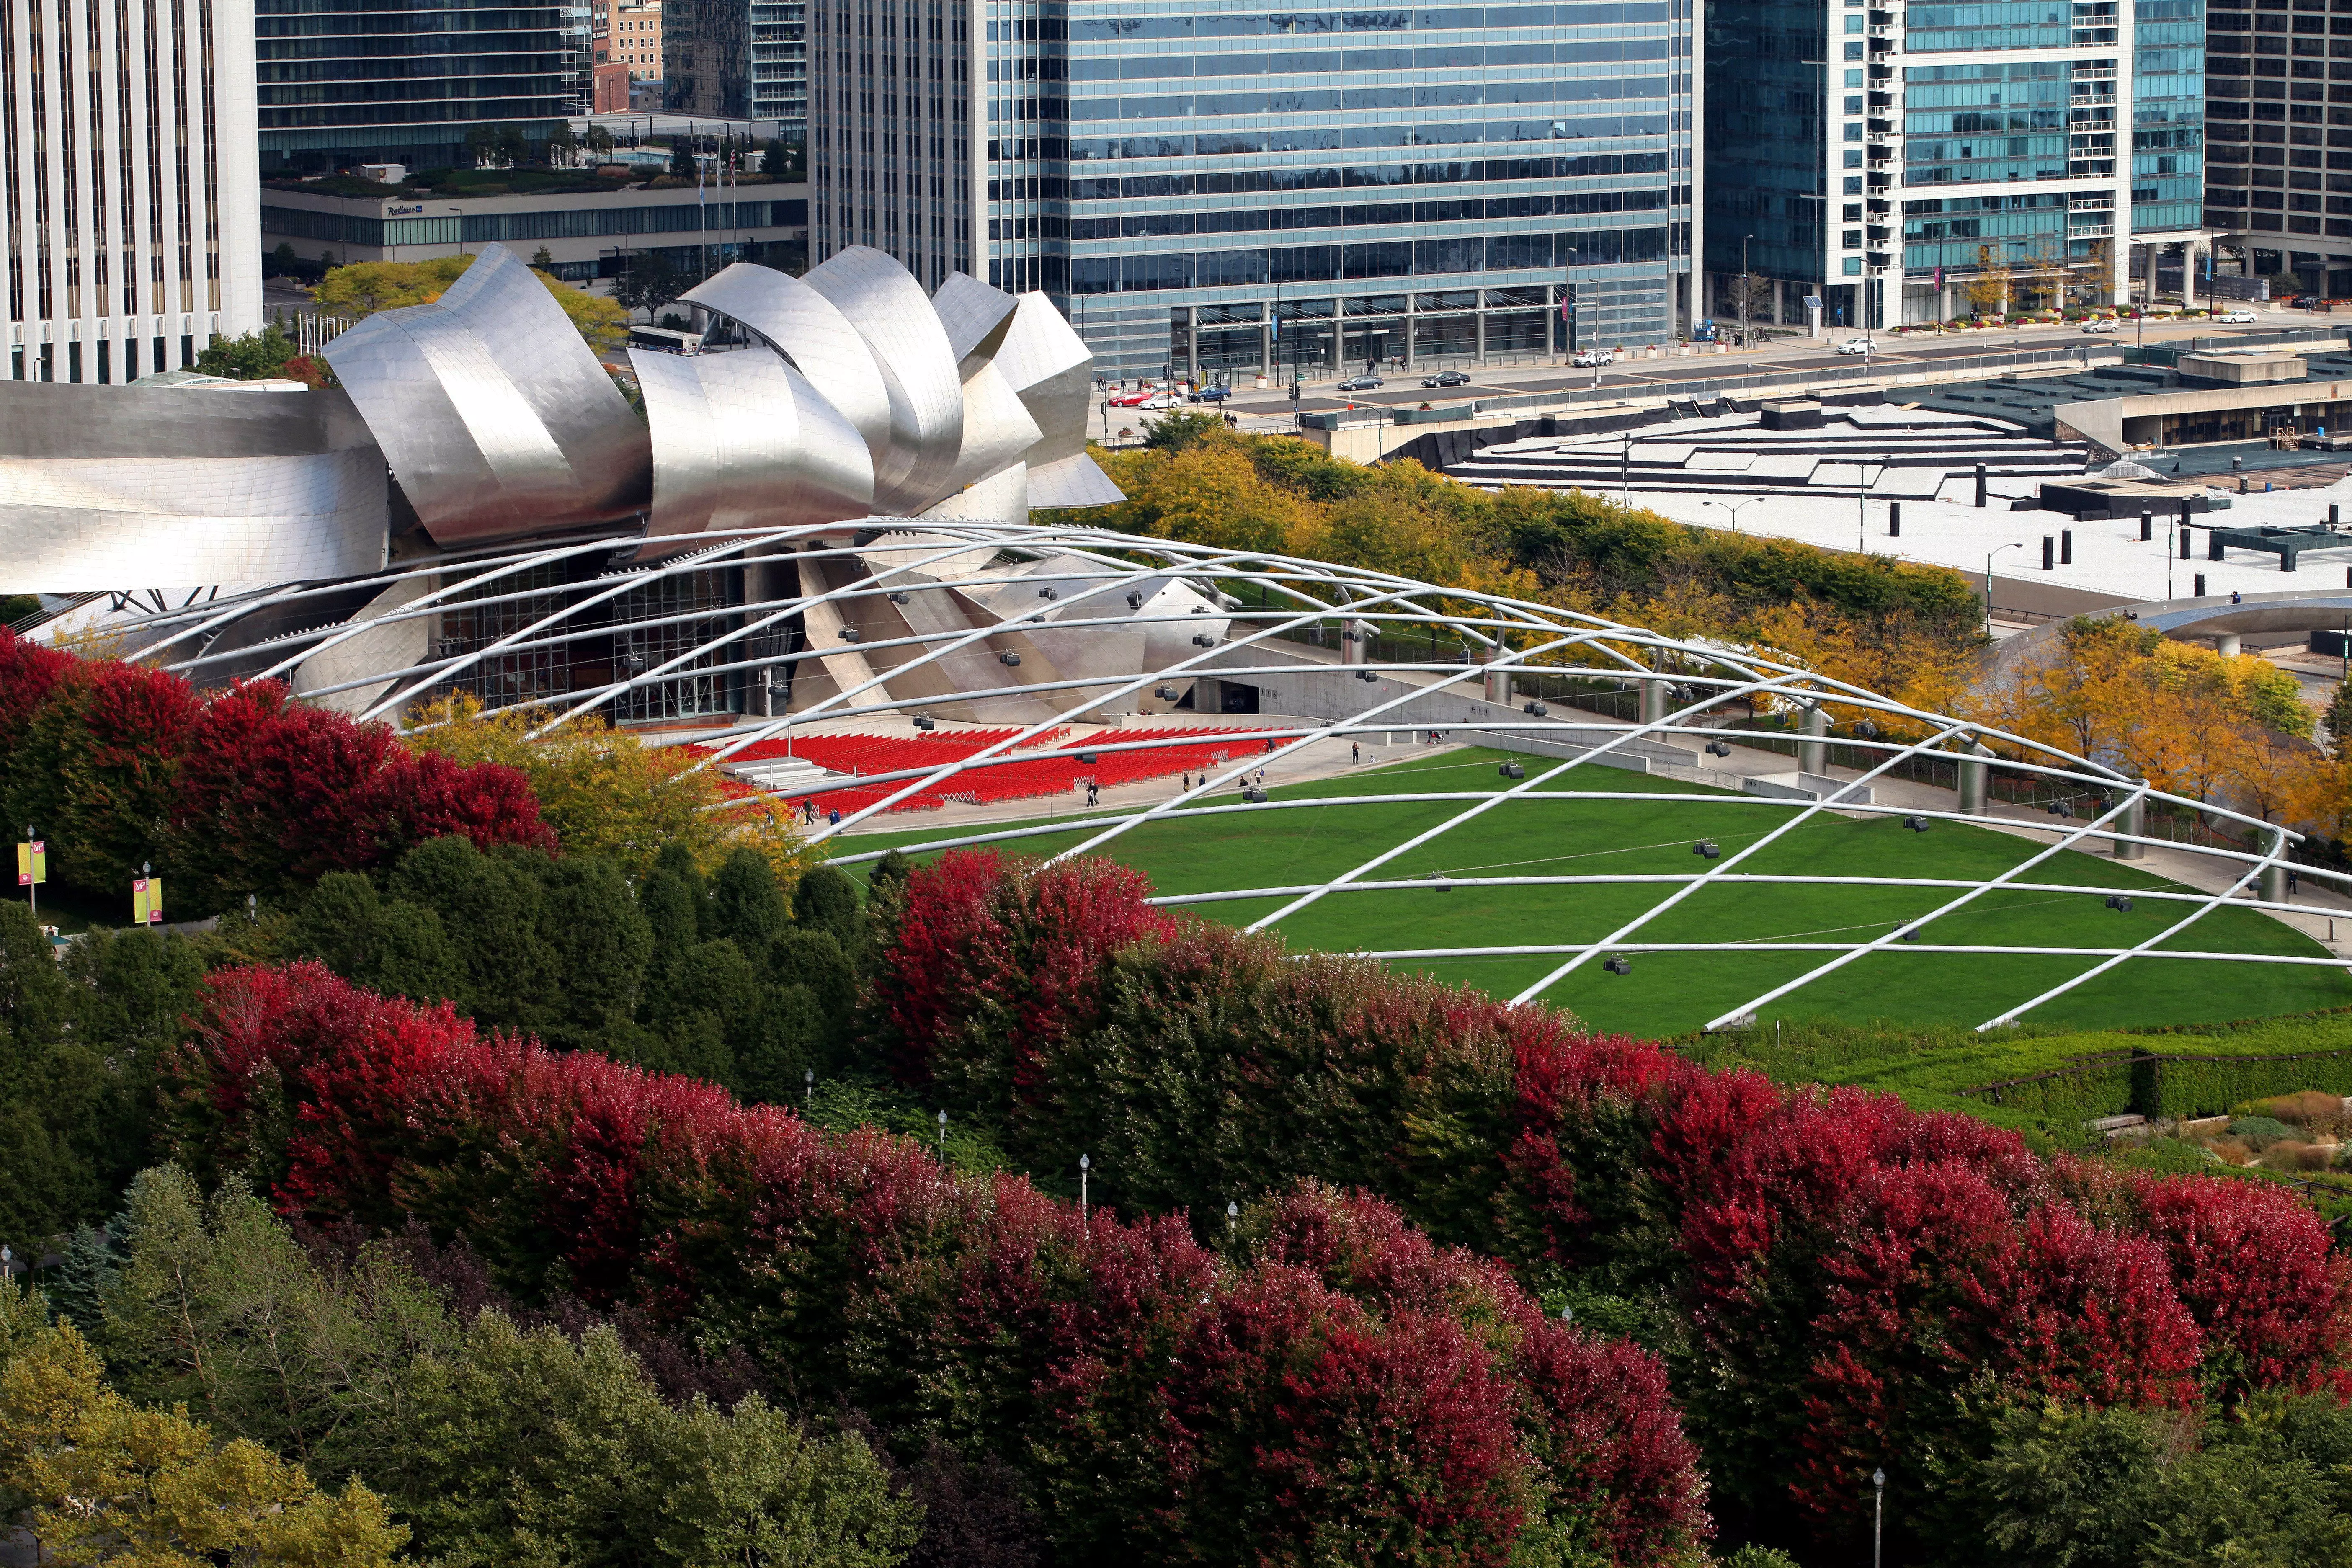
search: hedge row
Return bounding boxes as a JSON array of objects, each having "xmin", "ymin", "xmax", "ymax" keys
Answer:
[
  {"xmin": 862, "ymin": 850, "xmax": 2352, "ymax": 1542},
  {"xmin": 0, "ymin": 630, "xmax": 551, "ymax": 915},
  {"xmin": 162, "ymin": 961, "xmax": 1709, "ymax": 1568}
]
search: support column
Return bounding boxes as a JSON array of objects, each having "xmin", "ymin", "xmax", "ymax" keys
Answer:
[
  {"xmin": 1332, "ymin": 297, "xmax": 1345, "ymax": 373},
  {"xmin": 1958, "ymin": 742, "xmax": 1992, "ymax": 816},
  {"xmin": 1544, "ymin": 284, "xmax": 1555, "ymax": 358},
  {"xmin": 2216, "ymin": 632, "xmax": 2242, "ymax": 657},
  {"xmin": 1406, "ymin": 295, "xmax": 1418, "ymax": 369},
  {"xmin": 1186, "ymin": 315, "xmax": 1199, "ymax": 387},
  {"xmin": 1259, "ymin": 306, "xmax": 1272, "ymax": 379},
  {"xmin": 1798, "ymin": 705, "xmax": 1828, "ymax": 775},
  {"xmin": 1474, "ymin": 288, "xmax": 1488, "ymax": 366},
  {"xmin": 2114, "ymin": 783, "xmax": 2147, "ymax": 859},
  {"xmin": 1639, "ymin": 676, "xmax": 1667, "ymax": 727},
  {"xmin": 2262, "ymin": 830, "xmax": 2291, "ymax": 903}
]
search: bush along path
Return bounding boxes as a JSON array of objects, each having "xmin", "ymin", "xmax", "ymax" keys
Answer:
[
  {"xmin": 161, "ymin": 960, "xmax": 1710, "ymax": 1568},
  {"xmin": 857, "ymin": 850, "xmax": 2352, "ymax": 1552}
]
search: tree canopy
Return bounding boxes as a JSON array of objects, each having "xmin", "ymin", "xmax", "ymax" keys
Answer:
[{"xmin": 315, "ymin": 254, "xmax": 628, "ymax": 353}]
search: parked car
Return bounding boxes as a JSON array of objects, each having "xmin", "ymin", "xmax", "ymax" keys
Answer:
[
  {"xmin": 1191, "ymin": 384, "xmax": 1233, "ymax": 402},
  {"xmin": 1140, "ymin": 391, "xmax": 1183, "ymax": 409},
  {"xmin": 1834, "ymin": 335, "xmax": 1877, "ymax": 355},
  {"xmin": 1335, "ymin": 375, "xmax": 1384, "ymax": 391},
  {"xmin": 1570, "ymin": 347, "xmax": 1614, "ymax": 367},
  {"xmin": 1421, "ymin": 369, "xmax": 1472, "ymax": 387},
  {"xmin": 2214, "ymin": 309, "xmax": 2260, "ymax": 324},
  {"xmin": 2079, "ymin": 317, "xmax": 2118, "ymax": 333},
  {"xmin": 1107, "ymin": 388, "xmax": 1155, "ymax": 406}
]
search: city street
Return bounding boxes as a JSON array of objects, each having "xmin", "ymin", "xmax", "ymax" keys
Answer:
[{"xmin": 1168, "ymin": 306, "xmax": 2335, "ymax": 426}]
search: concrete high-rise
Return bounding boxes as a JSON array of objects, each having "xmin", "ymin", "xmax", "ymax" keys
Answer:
[
  {"xmin": 1706, "ymin": 0, "xmax": 2205, "ymax": 333},
  {"xmin": 2202, "ymin": 0, "xmax": 2352, "ymax": 297},
  {"xmin": 0, "ymin": 0, "xmax": 261, "ymax": 380},
  {"xmin": 810, "ymin": 0, "xmax": 1698, "ymax": 383},
  {"xmin": 666, "ymin": 0, "xmax": 805, "ymax": 132},
  {"xmin": 253, "ymin": 0, "xmax": 571, "ymax": 175}
]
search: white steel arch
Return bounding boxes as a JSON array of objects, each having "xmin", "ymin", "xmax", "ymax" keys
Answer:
[{"xmin": 93, "ymin": 518, "xmax": 2348, "ymax": 1034}]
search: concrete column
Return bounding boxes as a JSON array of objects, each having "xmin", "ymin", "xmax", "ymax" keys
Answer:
[
  {"xmin": 2216, "ymin": 632, "xmax": 2242, "ymax": 657},
  {"xmin": 2114, "ymin": 783, "xmax": 2147, "ymax": 859},
  {"xmin": 1186, "ymin": 315, "xmax": 1199, "ymax": 386},
  {"xmin": 1958, "ymin": 742, "xmax": 1992, "ymax": 815},
  {"xmin": 1475, "ymin": 288, "xmax": 1488, "ymax": 366},
  {"xmin": 1331, "ymin": 297, "xmax": 1345, "ymax": 373},
  {"xmin": 1544, "ymin": 284, "xmax": 1555, "ymax": 358},
  {"xmin": 1259, "ymin": 308, "xmax": 1272, "ymax": 379},
  {"xmin": 1406, "ymin": 295, "xmax": 1418, "ymax": 369},
  {"xmin": 1798, "ymin": 705, "xmax": 1828, "ymax": 774},
  {"xmin": 1639, "ymin": 671, "xmax": 1668, "ymax": 726}
]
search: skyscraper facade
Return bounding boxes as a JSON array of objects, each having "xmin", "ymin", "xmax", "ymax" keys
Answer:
[
  {"xmin": 665, "ymin": 0, "xmax": 804, "ymax": 131},
  {"xmin": 0, "ymin": 0, "xmax": 261, "ymax": 380},
  {"xmin": 2202, "ymin": 0, "xmax": 2352, "ymax": 297},
  {"xmin": 254, "ymin": 0, "xmax": 570, "ymax": 175},
  {"xmin": 812, "ymin": 0, "xmax": 1697, "ymax": 382},
  {"xmin": 1706, "ymin": 0, "xmax": 2203, "ymax": 332}
]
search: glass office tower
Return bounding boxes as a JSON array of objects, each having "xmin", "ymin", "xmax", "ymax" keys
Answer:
[
  {"xmin": 1705, "ymin": 0, "xmax": 2203, "ymax": 331},
  {"xmin": 812, "ymin": 0, "xmax": 1697, "ymax": 383},
  {"xmin": 255, "ymin": 0, "xmax": 572, "ymax": 174}
]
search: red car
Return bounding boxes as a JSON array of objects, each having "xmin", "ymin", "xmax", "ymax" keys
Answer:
[{"xmin": 1106, "ymin": 387, "xmax": 1156, "ymax": 407}]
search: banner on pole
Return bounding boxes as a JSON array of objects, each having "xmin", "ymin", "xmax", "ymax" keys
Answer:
[
  {"xmin": 16, "ymin": 841, "xmax": 42, "ymax": 887},
  {"xmin": 132, "ymin": 876, "xmax": 162, "ymax": 925}
]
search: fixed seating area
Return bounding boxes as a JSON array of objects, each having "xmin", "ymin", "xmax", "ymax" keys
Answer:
[{"xmin": 703, "ymin": 725, "xmax": 1275, "ymax": 817}]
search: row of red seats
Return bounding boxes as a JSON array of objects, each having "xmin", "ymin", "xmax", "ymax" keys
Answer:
[{"xmin": 704, "ymin": 726, "xmax": 1278, "ymax": 820}]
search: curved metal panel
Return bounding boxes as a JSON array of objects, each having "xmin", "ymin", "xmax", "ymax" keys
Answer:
[
  {"xmin": 631, "ymin": 345, "xmax": 875, "ymax": 554},
  {"xmin": 0, "ymin": 447, "xmax": 388, "ymax": 591},
  {"xmin": 992, "ymin": 292, "xmax": 1098, "ymax": 480},
  {"xmin": 932, "ymin": 271, "xmax": 1018, "ymax": 366},
  {"xmin": 322, "ymin": 244, "xmax": 650, "ymax": 545},
  {"xmin": 681, "ymin": 263, "xmax": 895, "ymax": 454},
  {"xmin": 802, "ymin": 245, "xmax": 965, "ymax": 516},
  {"xmin": 944, "ymin": 361, "xmax": 1044, "ymax": 496}
]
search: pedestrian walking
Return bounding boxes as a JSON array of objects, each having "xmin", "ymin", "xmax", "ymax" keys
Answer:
[{"xmin": 1351, "ymin": 741, "xmax": 1360, "ymax": 763}]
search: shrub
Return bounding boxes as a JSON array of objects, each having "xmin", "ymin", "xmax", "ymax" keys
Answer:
[
  {"xmin": 0, "ymin": 632, "xmax": 554, "ymax": 912},
  {"xmin": 162, "ymin": 961, "xmax": 1708, "ymax": 1566},
  {"xmin": 862, "ymin": 851, "xmax": 2352, "ymax": 1542},
  {"xmin": 2259, "ymin": 1090, "xmax": 2350, "ymax": 1135}
]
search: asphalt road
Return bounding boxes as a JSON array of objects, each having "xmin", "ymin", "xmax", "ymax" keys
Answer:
[{"xmin": 1154, "ymin": 307, "xmax": 2343, "ymax": 423}]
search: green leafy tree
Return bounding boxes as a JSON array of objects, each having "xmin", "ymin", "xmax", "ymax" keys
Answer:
[
  {"xmin": 1142, "ymin": 407, "xmax": 1225, "ymax": 452},
  {"xmin": 613, "ymin": 253, "xmax": 686, "ymax": 323},
  {"xmin": 495, "ymin": 125, "xmax": 529, "ymax": 168},
  {"xmin": 709, "ymin": 847, "xmax": 789, "ymax": 954},
  {"xmin": 193, "ymin": 322, "xmax": 303, "ymax": 382},
  {"xmin": 670, "ymin": 140, "xmax": 698, "ymax": 181},
  {"xmin": 540, "ymin": 856, "xmax": 655, "ymax": 1046},
  {"xmin": 584, "ymin": 123, "xmax": 615, "ymax": 160},
  {"xmin": 544, "ymin": 121, "xmax": 576, "ymax": 166},
  {"xmin": 463, "ymin": 124, "xmax": 497, "ymax": 168}
]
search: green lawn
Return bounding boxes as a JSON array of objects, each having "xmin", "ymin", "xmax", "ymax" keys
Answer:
[{"xmin": 837, "ymin": 748, "xmax": 2352, "ymax": 1038}]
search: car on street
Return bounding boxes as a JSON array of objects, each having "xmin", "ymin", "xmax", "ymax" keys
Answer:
[
  {"xmin": 2079, "ymin": 317, "xmax": 2118, "ymax": 333},
  {"xmin": 1570, "ymin": 347, "xmax": 1614, "ymax": 367},
  {"xmin": 1190, "ymin": 384, "xmax": 1233, "ymax": 402},
  {"xmin": 1335, "ymin": 375, "xmax": 1384, "ymax": 391},
  {"xmin": 1421, "ymin": 369, "xmax": 1472, "ymax": 387},
  {"xmin": 1833, "ymin": 336, "xmax": 1877, "ymax": 355},
  {"xmin": 1106, "ymin": 388, "xmax": 1156, "ymax": 406},
  {"xmin": 2213, "ymin": 309, "xmax": 2260, "ymax": 324},
  {"xmin": 1140, "ymin": 391, "xmax": 1183, "ymax": 409}
]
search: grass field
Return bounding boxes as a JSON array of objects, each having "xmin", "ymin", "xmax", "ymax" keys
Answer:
[{"xmin": 838, "ymin": 747, "xmax": 2352, "ymax": 1038}]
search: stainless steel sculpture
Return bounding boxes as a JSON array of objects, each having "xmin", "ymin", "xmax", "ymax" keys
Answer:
[
  {"xmin": 322, "ymin": 243, "xmax": 652, "ymax": 544},
  {"xmin": 0, "ymin": 245, "xmax": 1117, "ymax": 592},
  {"xmin": 0, "ymin": 382, "xmax": 389, "ymax": 590},
  {"xmin": 629, "ymin": 344, "xmax": 874, "ymax": 554}
]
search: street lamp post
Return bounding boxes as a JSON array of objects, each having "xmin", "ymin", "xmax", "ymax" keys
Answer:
[
  {"xmin": 1702, "ymin": 497, "xmax": 1763, "ymax": 532},
  {"xmin": 1872, "ymin": 1469, "xmax": 1887, "ymax": 1568},
  {"xmin": 1986, "ymin": 541, "xmax": 2025, "ymax": 624}
]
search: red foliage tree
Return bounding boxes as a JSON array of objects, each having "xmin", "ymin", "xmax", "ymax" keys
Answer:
[
  {"xmin": 0, "ymin": 634, "xmax": 552, "ymax": 910},
  {"xmin": 167, "ymin": 962, "xmax": 1710, "ymax": 1568}
]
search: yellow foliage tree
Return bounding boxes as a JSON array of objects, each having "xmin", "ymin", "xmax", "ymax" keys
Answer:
[
  {"xmin": 402, "ymin": 692, "xmax": 818, "ymax": 886},
  {"xmin": 315, "ymin": 253, "xmax": 629, "ymax": 354},
  {"xmin": 1748, "ymin": 593, "xmax": 1969, "ymax": 735},
  {"xmin": 0, "ymin": 1281, "xmax": 406, "ymax": 1568}
]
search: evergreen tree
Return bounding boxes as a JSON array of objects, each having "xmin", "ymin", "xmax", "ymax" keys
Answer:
[
  {"xmin": 791, "ymin": 862, "xmax": 863, "ymax": 949},
  {"xmin": 540, "ymin": 858, "xmax": 654, "ymax": 1044},
  {"xmin": 710, "ymin": 848, "xmax": 788, "ymax": 955}
]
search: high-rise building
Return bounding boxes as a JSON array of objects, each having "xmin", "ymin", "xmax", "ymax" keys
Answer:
[
  {"xmin": 809, "ymin": 0, "xmax": 1697, "ymax": 383},
  {"xmin": 253, "ymin": 0, "xmax": 571, "ymax": 175},
  {"xmin": 0, "ymin": 0, "xmax": 262, "ymax": 381},
  {"xmin": 2202, "ymin": 0, "xmax": 2352, "ymax": 297},
  {"xmin": 1706, "ymin": 0, "xmax": 2204, "ymax": 333},
  {"xmin": 666, "ymin": 0, "xmax": 803, "ymax": 131}
]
